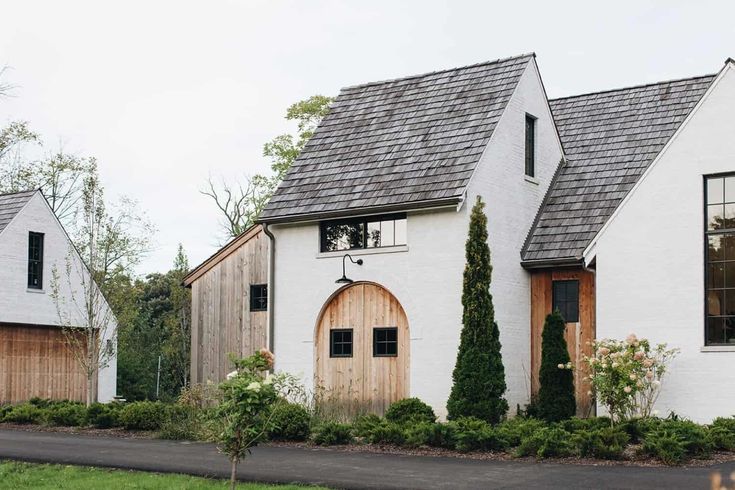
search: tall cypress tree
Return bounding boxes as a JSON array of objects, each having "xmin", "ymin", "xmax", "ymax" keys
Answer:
[
  {"xmin": 537, "ymin": 310, "xmax": 576, "ymax": 422},
  {"xmin": 447, "ymin": 196, "xmax": 508, "ymax": 423}
]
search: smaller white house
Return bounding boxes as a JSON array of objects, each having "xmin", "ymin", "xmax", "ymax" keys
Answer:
[{"xmin": 0, "ymin": 189, "xmax": 117, "ymax": 403}]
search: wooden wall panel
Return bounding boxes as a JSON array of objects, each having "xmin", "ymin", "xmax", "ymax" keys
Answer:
[
  {"xmin": 530, "ymin": 268, "xmax": 596, "ymax": 417},
  {"xmin": 189, "ymin": 230, "xmax": 269, "ymax": 386},
  {"xmin": 315, "ymin": 282, "xmax": 409, "ymax": 415},
  {"xmin": 0, "ymin": 324, "xmax": 88, "ymax": 403}
]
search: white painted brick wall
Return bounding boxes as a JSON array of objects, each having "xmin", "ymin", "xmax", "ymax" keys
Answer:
[
  {"xmin": 0, "ymin": 192, "xmax": 117, "ymax": 402},
  {"xmin": 271, "ymin": 59, "xmax": 562, "ymax": 417},
  {"xmin": 593, "ymin": 64, "xmax": 735, "ymax": 422}
]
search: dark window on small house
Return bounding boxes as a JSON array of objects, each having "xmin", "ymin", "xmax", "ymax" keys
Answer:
[
  {"xmin": 705, "ymin": 174, "xmax": 735, "ymax": 345},
  {"xmin": 525, "ymin": 114, "xmax": 536, "ymax": 177},
  {"xmin": 373, "ymin": 327, "xmax": 398, "ymax": 357},
  {"xmin": 320, "ymin": 213, "xmax": 407, "ymax": 252},
  {"xmin": 553, "ymin": 280, "xmax": 579, "ymax": 323},
  {"xmin": 249, "ymin": 284, "xmax": 268, "ymax": 311},
  {"xmin": 27, "ymin": 232, "xmax": 44, "ymax": 289},
  {"xmin": 330, "ymin": 329, "xmax": 353, "ymax": 357}
]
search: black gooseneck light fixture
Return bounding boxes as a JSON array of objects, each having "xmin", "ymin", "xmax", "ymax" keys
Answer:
[{"xmin": 336, "ymin": 253, "xmax": 363, "ymax": 284}]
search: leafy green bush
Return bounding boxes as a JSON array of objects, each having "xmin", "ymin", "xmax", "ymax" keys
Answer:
[
  {"xmin": 352, "ymin": 414, "xmax": 383, "ymax": 438},
  {"xmin": 268, "ymin": 403, "xmax": 310, "ymax": 441},
  {"xmin": 450, "ymin": 417, "xmax": 506, "ymax": 452},
  {"xmin": 560, "ymin": 417, "xmax": 611, "ymax": 434},
  {"xmin": 86, "ymin": 402, "xmax": 123, "ymax": 428},
  {"xmin": 495, "ymin": 417, "xmax": 546, "ymax": 447},
  {"xmin": 385, "ymin": 398, "xmax": 436, "ymax": 425},
  {"xmin": 575, "ymin": 427, "xmax": 629, "ymax": 459},
  {"xmin": 517, "ymin": 426, "xmax": 576, "ymax": 458},
  {"xmin": 310, "ymin": 422, "xmax": 353, "ymax": 445},
  {"xmin": 158, "ymin": 404, "xmax": 203, "ymax": 440},
  {"xmin": 2, "ymin": 404, "xmax": 43, "ymax": 424},
  {"xmin": 0, "ymin": 404, "xmax": 12, "ymax": 421},
  {"xmin": 42, "ymin": 402, "xmax": 86, "ymax": 427},
  {"xmin": 364, "ymin": 420, "xmax": 405, "ymax": 445},
  {"xmin": 620, "ymin": 417, "xmax": 663, "ymax": 443},
  {"xmin": 641, "ymin": 429, "xmax": 686, "ymax": 465},
  {"xmin": 537, "ymin": 311, "xmax": 575, "ymax": 422},
  {"xmin": 119, "ymin": 401, "xmax": 167, "ymax": 431},
  {"xmin": 709, "ymin": 417, "xmax": 735, "ymax": 450}
]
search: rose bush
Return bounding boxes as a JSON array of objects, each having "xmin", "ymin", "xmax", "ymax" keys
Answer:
[{"xmin": 582, "ymin": 334, "xmax": 678, "ymax": 423}]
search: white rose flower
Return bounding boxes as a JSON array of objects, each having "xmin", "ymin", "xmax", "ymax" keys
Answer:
[
  {"xmin": 246, "ymin": 381, "xmax": 261, "ymax": 392},
  {"xmin": 557, "ymin": 363, "xmax": 565, "ymax": 369},
  {"xmin": 263, "ymin": 374, "xmax": 274, "ymax": 385},
  {"xmin": 226, "ymin": 370, "xmax": 238, "ymax": 380}
]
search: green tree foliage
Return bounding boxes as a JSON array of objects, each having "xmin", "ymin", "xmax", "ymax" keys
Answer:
[
  {"xmin": 447, "ymin": 196, "xmax": 508, "ymax": 423},
  {"xmin": 203, "ymin": 95, "xmax": 333, "ymax": 239},
  {"xmin": 537, "ymin": 310, "xmax": 576, "ymax": 422}
]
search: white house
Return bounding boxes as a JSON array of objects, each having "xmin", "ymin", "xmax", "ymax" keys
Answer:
[
  {"xmin": 189, "ymin": 54, "xmax": 735, "ymax": 422},
  {"xmin": 0, "ymin": 189, "xmax": 117, "ymax": 403}
]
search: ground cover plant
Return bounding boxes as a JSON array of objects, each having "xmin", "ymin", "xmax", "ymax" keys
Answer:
[{"xmin": 0, "ymin": 461, "xmax": 328, "ymax": 490}]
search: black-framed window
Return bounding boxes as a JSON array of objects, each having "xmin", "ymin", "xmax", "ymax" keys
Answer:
[
  {"xmin": 320, "ymin": 213, "xmax": 407, "ymax": 252},
  {"xmin": 330, "ymin": 329, "xmax": 353, "ymax": 357},
  {"xmin": 249, "ymin": 284, "xmax": 268, "ymax": 312},
  {"xmin": 525, "ymin": 114, "xmax": 536, "ymax": 177},
  {"xmin": 552, "ymin": 280, "xmax": 579, "ymax": 323},
  {"xmin": 373, "ymin": 327, "xmax": 398, "ymax": 357},
  {"xmin": 705, "ymin": 175, "xmax": 735, "ymax": 345},
  {"xmin": 27, "ymin": 232, "xmax": 44, "ymax": 289}
]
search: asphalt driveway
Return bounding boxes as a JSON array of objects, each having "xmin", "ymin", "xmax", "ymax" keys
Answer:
[{"xmin": 0, "ymin": 428, "xmax": 732, "ymax": 489}]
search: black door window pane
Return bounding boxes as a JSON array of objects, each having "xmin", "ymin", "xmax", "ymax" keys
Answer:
[
  {"xmin": 249, "ymin": 284, "xmax": 268, "ymax": 311},
  {"xmin": 373, "ymin": 327, "xmax": 398, "ymax": 357},
  {"xmin": 552, "ymin": 280, "xmax": 579, "ymax": 323},
  {"xmin": 330, "ymin": 329, "xmax": 353, "ymax": 358}
]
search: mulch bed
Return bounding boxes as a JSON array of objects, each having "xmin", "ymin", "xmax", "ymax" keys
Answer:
[{"xmin": 3, "ymin": 423, "xmax": 734, "ymax": 468}]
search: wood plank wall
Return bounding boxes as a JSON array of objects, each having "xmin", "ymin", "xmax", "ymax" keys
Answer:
[
  {"xmin": 0, "ymin": 324, "xmax": 88, "ymax": 403},
  {"xmin": 530, "ymin": 268, "xmax": 595, "ymax": 416},
  {"xmin": 190, "ymin": 229, "xmax": 268, "ymax": 386}
]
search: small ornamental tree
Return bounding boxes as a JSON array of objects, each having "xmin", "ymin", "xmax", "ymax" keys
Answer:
[
  {"xmin": 447, "ymin": 196, "xmax": 508, "ymax": 423},
  {"xmin": 216, "ymin": 348, "xmax": 278, "ymax": 490},
  {"xmin": 537, "ymin": 310, "xmax": 576, "ymax": 422}
]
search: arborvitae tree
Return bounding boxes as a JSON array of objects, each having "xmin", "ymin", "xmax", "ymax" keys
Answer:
[
  {"xmin": 537, "ymin": 310, "xmax": 576, "ymax": 422},
  {"xmin": 446, "ymin": 196, "xmax": 508, "ymax": 423}
]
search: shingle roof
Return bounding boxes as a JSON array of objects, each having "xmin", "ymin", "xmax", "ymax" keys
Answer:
[
  {"xmin": 522, "ymin": 74, "xmax": 716, "ymax": 264},
  {"xmin": 259, "ymin": 54, "xmax": 535, "ymax": 222},
  {"xmin": 0, "ymin": 189, "xmax": 36, "ymax": 235}
]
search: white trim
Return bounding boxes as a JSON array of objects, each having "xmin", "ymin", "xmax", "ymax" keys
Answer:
[
  {"xmin": 582, "ymin": 62, "xmax": 734, "ymax": 263},
  {"xmin": 700, "ymin": 345, "xmax": 735, "ymax": 353},
  {"xmin": 530, "ymin": 57, "xmax": 567, "ymax": 163},
  {"xmin": 524, "ymin": 175, "xmax": 540, "ymax": 186},
  {"xmin": 316, "ymin": 245, "xmax": 409, "ymax": 259}
]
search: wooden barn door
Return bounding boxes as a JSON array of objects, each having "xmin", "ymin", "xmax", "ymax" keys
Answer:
[
  {"xmin": 315, "ymin": 282, "xmax": 409, "ymax": 415},
  {"xmin": 530, "ymin": 269, "xmax": 596, "ymax": 417}
]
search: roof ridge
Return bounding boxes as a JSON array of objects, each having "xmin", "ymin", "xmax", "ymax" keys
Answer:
[
  {"xmin": 340, "ymin": 53, "xmax": 535, "ymax": 91},
  {"xmin": 0, "ymin": 188, "xmax": 38, "ymax": 198},
  {"xmin": 550, "ymin": 73, "xmax": 717, "ymax": 103}
]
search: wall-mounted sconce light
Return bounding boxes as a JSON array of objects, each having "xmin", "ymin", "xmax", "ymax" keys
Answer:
[{"xmin": 335, "ymin": 254, "xmax": 363, "ymax": 284}]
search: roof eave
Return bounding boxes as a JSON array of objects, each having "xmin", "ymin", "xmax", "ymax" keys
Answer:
[
  {"xmin": 520, "ymin": 256, "xmax": 583, "ymax": 270},
  {"xmin": 258, "ymin": 197, "xmax": 462, "ymax": 225}
]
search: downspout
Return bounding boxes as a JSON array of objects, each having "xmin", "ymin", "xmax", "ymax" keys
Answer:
[{"xmin": 262, "ymin": 223, "xmax": 276, "ymax": 354}]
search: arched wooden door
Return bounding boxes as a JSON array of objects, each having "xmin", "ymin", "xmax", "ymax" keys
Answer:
[{"xmin": 315, "ymin": 282, "xmax": 409, "ymax": 414}]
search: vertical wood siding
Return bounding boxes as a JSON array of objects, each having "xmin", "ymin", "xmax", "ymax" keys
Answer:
[
  {"xmin": 0, "ymin": 324, "xmax": 88, "ymax": 403},
  {"xmin": 530, "ymin": 268, "xmax": 596, "ymax": 416},
  {"xmin": 189, "ymin": 230, "xmax": 268, "ymax": 385}
]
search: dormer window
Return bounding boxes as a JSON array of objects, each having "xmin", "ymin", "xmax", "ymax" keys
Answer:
[
  {"xmin": 28, "ymin": 232, "xmax": 44, "ymax": 289},
  {"xmin": 320, "ymin": 214, "xmax": 407, "ymax": 252},
  {"xmin": 525, "ymin": 114, "xmax": 536, "ymax": 177}
]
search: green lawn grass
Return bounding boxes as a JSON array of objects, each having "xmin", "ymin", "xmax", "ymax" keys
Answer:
[{"xmin": 0, "ymin": 461, "xmax": 327, "ymax": 490}]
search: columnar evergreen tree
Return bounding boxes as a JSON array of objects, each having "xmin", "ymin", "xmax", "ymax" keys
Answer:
[
  {"xmin": 447, "ymin": 196, "xmax": 508, "ymax": 423},
  {"xmin": 537, "ymin": 310, "xmax": 576, "ymax": 422}
]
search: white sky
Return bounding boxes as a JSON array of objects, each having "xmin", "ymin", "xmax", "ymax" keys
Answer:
[{"xmin": 2, "ymin": 0, "xmax": 734, "ymax": 273}]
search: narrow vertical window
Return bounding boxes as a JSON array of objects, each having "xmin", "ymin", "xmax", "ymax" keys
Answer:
[
  {"xmin": 552, "ymin": 280, "xmax": 579, "ymax": 323},
  {"xmin": 705, "ymin": 175, "xmax": 735, "ymax": 345},
  {"xmin": 249, "ymin": 284, "xmax": 268, "ymax": 311},
  {"xmin": 525, "ymin": 114, "xmax": 536, "ymax": 177},
  {"xmin": 28, "ymin": 232, "xmax": 44, "ymax": 289}
]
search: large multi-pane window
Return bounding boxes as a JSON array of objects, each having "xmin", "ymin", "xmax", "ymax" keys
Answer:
[
  {"xmin": 320, "ymin": 214, "xmax": 407, "ymax": 252},
  {"xmin": 28, "ymin": 232, "xmax": 44, "ymax": 289},
  {"xmin": 705, "ymin": 175, "xmax": 735, "ymax": 345}
]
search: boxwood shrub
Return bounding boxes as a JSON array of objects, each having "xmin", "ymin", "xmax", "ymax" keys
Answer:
[
  {"xmin": 119, "ymin": 401, "xmax": 167, "ymax": 431},
  {"xmin": 385, "ymin": 398, "xmax": 436, "ymax": 425},
  {"xmin": 310, "ymin": 421, "xmax": 353, "ymax": 446},
  {"xmin": 268, "ymin": 403, "xmax": 310, "ymax": 441}
]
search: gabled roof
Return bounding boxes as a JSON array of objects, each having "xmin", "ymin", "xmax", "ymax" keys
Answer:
[
  {"xmin": 522, "ymin": 74, "xmax": 716, "ymax": 264},
  {"xmin": 259, "ymin": 54, "xmax": 535, "ymax": 222},
  {"xmin": 0, "ymin": 189, "xmax": 37, "ymax": 235}
]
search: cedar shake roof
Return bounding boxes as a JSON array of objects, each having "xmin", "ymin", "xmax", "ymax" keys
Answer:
[
  {"xmin": 522, "ymin": 74, "xmax": 716, "ymax": 264},
  {"xmin": 259, "ymin": 54, "xmax": 535, "ymax": 222},
  {"xmin": 0, "ymin": 189, "xmax": 36, "ymax": 235}
]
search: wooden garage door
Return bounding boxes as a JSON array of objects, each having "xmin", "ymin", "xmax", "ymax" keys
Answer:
[
  {"xmin": 0, "ymin": 324, "xmax": 88, "ymax": 403},
  {"xmin": 315, "ymin": 282, "xmax": 409, "ymax": 415}
]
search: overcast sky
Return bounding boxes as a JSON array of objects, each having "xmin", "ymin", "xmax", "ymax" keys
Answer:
[{"xmin": 2, "ymin": 1, "xmax": 734, "ymax": 273}]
